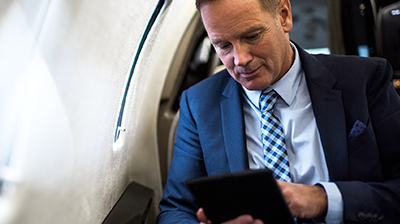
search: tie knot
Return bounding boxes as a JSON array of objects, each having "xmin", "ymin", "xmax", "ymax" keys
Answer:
[{"xmin": 259, "ymin": 90, "xmax": 279, "ymax": 113}]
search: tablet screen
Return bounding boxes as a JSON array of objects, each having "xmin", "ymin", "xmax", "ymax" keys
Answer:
[{"xmin": 186, "ymin": 169, "xmax": 295, "ymax": 224}]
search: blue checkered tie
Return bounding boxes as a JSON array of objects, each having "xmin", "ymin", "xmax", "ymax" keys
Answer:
[{"xmin": 259, "ymin": 90, "xmax": 291, "ymax": 182}]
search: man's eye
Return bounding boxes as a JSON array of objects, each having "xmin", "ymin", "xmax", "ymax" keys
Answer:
[
  {"xmin": 219, "ymin": 44, "xmax": 231, "ymax": 50},
  {"xmin": 247, "ymin": 33, "xmax": 261, "ymax": 40},
  {"xmin": 249, "ymin": 34, "xmax": 258, "ymax": 39}
]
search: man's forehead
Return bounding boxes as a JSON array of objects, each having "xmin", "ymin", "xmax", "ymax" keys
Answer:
[{"xmin": 199, "ymin": 0, "xmax": 261, "ymax": 17}]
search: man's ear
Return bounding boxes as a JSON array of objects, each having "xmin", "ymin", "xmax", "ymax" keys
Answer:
[{"xmin": 278, "ymin": 0, "xmax": 293, "ymax": 33}]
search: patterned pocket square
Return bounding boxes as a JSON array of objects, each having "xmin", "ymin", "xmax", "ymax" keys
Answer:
[{"xmin": 348, "ymin": 120, "xmax": 366, "ymax": 141}]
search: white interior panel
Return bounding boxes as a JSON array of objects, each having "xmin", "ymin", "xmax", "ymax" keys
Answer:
[
  {"xmin": 0, "ymin": 0, "xmax": 162, "ymax": 223},
  {"xmin": 116, "ymin": 0, "xmax": 198, "ymax": 221}
]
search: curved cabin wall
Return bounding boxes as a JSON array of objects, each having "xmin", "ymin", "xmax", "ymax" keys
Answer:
[{"xmin": 0, "ymin": 0, "xmax": 197, "ymax": 223}]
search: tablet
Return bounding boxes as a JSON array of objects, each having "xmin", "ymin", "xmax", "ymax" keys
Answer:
[{"xmin": 185, "ymin": 169, "xmax": 295, "ymax": 224}]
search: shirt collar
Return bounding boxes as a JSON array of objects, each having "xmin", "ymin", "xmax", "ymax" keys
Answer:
[{"xmin": 243, "ymin": 42, "xmax": 302, "ymax": 108}]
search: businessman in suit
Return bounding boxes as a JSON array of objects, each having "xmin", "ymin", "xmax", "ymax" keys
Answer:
[{"xmin": 157, "ymin": 0, "xmax": 400, "ymax": 223}]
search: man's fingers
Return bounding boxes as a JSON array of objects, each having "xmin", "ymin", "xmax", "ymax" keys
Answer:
[
  {"xmin": 197, "ymin": 208, "xmax": 211, "ymax": 224},
  {"xmin": 196, "ymin": 208, "xmax": 264, "ymax": 224},
  {"xmin": 275, "ymin": 180, "xmax": 328, "ymax": 219},
  {"xmin": 276, "ymin": 180, "xmax": 293, "ymax": 203}
]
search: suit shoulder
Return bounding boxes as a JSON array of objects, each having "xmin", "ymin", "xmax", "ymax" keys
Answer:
[
  {"xmin": 178, "ymin": 69, "xmax": 237, "ymax": 121},
  {"xmin": 315, "ymin": 54, "xmax": 389, "ymax": 71},
  {"xmin": 314, "ymin": 54, "xmax": 392, "ymax": 81},
  {"xmin": 315, "ymin": 54, "xmax": 384, "ymax": 67}
]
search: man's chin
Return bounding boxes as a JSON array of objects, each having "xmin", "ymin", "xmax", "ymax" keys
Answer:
[
  {"xmin": 235, "ymin": 74, "xmax": 270, "ymax": 91},
  {"xmin": 241, "ymin": 82, "xmax": 268, "ymax": 91}
]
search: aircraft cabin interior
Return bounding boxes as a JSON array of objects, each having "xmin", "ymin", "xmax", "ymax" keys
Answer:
[{"xmin": 1, "ymin": 0, "xmax": 399, "ymax": 223}]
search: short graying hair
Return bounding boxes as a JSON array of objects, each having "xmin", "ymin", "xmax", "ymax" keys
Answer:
[{"xmin": 195, "ymin": 0, "xmax": 281, "ymax": 16}]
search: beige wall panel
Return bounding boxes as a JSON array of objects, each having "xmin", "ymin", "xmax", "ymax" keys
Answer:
[{"xmin": 0, "ymin": 0, "xmax": 160, "ymax": 223}]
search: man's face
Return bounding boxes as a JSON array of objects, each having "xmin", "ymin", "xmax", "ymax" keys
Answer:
[{"xmin": 201, "ymin": 0, "xmax": 294, "ymax": 91}]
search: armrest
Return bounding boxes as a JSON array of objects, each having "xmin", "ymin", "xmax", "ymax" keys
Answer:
[{"xmin": 103, "ymin": 181, "xmax": 154, "ymax": 224}]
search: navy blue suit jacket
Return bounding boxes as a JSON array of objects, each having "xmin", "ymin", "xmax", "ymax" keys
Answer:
[{"xmin": 158, "ymin": 47, "xmax": 400, "ymax": 223}]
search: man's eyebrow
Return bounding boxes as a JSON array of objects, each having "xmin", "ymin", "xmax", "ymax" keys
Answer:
[
  {"xmin": 240, "ymin": 26, "xmax": 266, "ymax": 36},
  {"xmin": 211, "ymin": 39, "xmax": 225, "ymax": 46},
  {"xmin": 210, "ymin": 26, "xmax": 267, "ymax": 45}
]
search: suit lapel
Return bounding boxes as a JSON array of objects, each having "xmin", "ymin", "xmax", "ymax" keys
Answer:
[
  {"xmin": 216, "ymin": 49, "xmax": 350, "ymax": 180},
  {"xmin": 220, "ymin": 76, "xmax": 249, "ymax": 172},
  {"xmin": 298, "ymin": 48, "xmax": 349, "ymax": 181}
]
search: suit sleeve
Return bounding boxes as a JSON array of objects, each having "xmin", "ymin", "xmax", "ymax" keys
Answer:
[
  {"xmin": 335, "ymin": 58, "xmax": 400, "ymax": 224},
  {"xmin": 157, "ymin": 90, "xmax": 206, "ymax": 224}
]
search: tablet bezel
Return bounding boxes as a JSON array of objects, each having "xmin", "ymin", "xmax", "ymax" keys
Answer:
[{"xmin": 186, "ymin": 169, "xmax": 295, "ymax": 224}]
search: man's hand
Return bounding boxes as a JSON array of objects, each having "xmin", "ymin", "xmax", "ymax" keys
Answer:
[
  {"xmin": 276, "ymin": 180, "xmax": 328, "ymax": 219},
  {"xmin": 196, "ymin": 208, "xmax": 264, "ymax": 224},
  {"xmin": 196, "ymin": 181, "xmax": 327, "ymax": 223}
]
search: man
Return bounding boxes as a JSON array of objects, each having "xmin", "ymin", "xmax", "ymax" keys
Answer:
[{"xmin": 157, "ymin": 0, "xmax": 400, "ymax": 223}]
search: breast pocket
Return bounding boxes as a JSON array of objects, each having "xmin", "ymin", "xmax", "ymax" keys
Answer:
[
  {"xmin": 347, "ymin": 119, "xmax": 383, "ymax": 181},
  {"xmin": 347, "ymin": 118, "xmax": 375, "ymax": 153}
]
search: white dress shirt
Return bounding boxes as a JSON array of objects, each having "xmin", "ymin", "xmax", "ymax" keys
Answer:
[{"xmin": 242, "ymin": 44, "xmax": 343, "ymax": 224}]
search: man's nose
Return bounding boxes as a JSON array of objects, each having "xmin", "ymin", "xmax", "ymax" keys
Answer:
[{"xmin": 234, "ymin": 44, "xmax": 253, "ymax": 66}]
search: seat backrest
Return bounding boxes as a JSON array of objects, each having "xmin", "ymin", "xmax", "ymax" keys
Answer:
[
  {"xmin": 167, "ymin": 110, "xmax": 180, "ymax": 171},
  {"xmin": 376, "ymin": 1, "xmax": 400, "ymax": 77}
]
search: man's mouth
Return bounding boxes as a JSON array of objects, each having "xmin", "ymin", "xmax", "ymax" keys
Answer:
[{"xmin": 239, "ymin": 67, "xmax": 261, "ymax": 78}]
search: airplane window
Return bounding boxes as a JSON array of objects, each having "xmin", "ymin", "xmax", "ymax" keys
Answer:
[
  {"xmin": 290, "ymin": 0, "xmax": 330, "ymax": 54},
  {"xmin": 196, "ymin": 37, "xmax": 213, "ymax": 64},
  {"xmin": 358, "ymin": 45, "xmax": 370, "ymax": 57}
]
